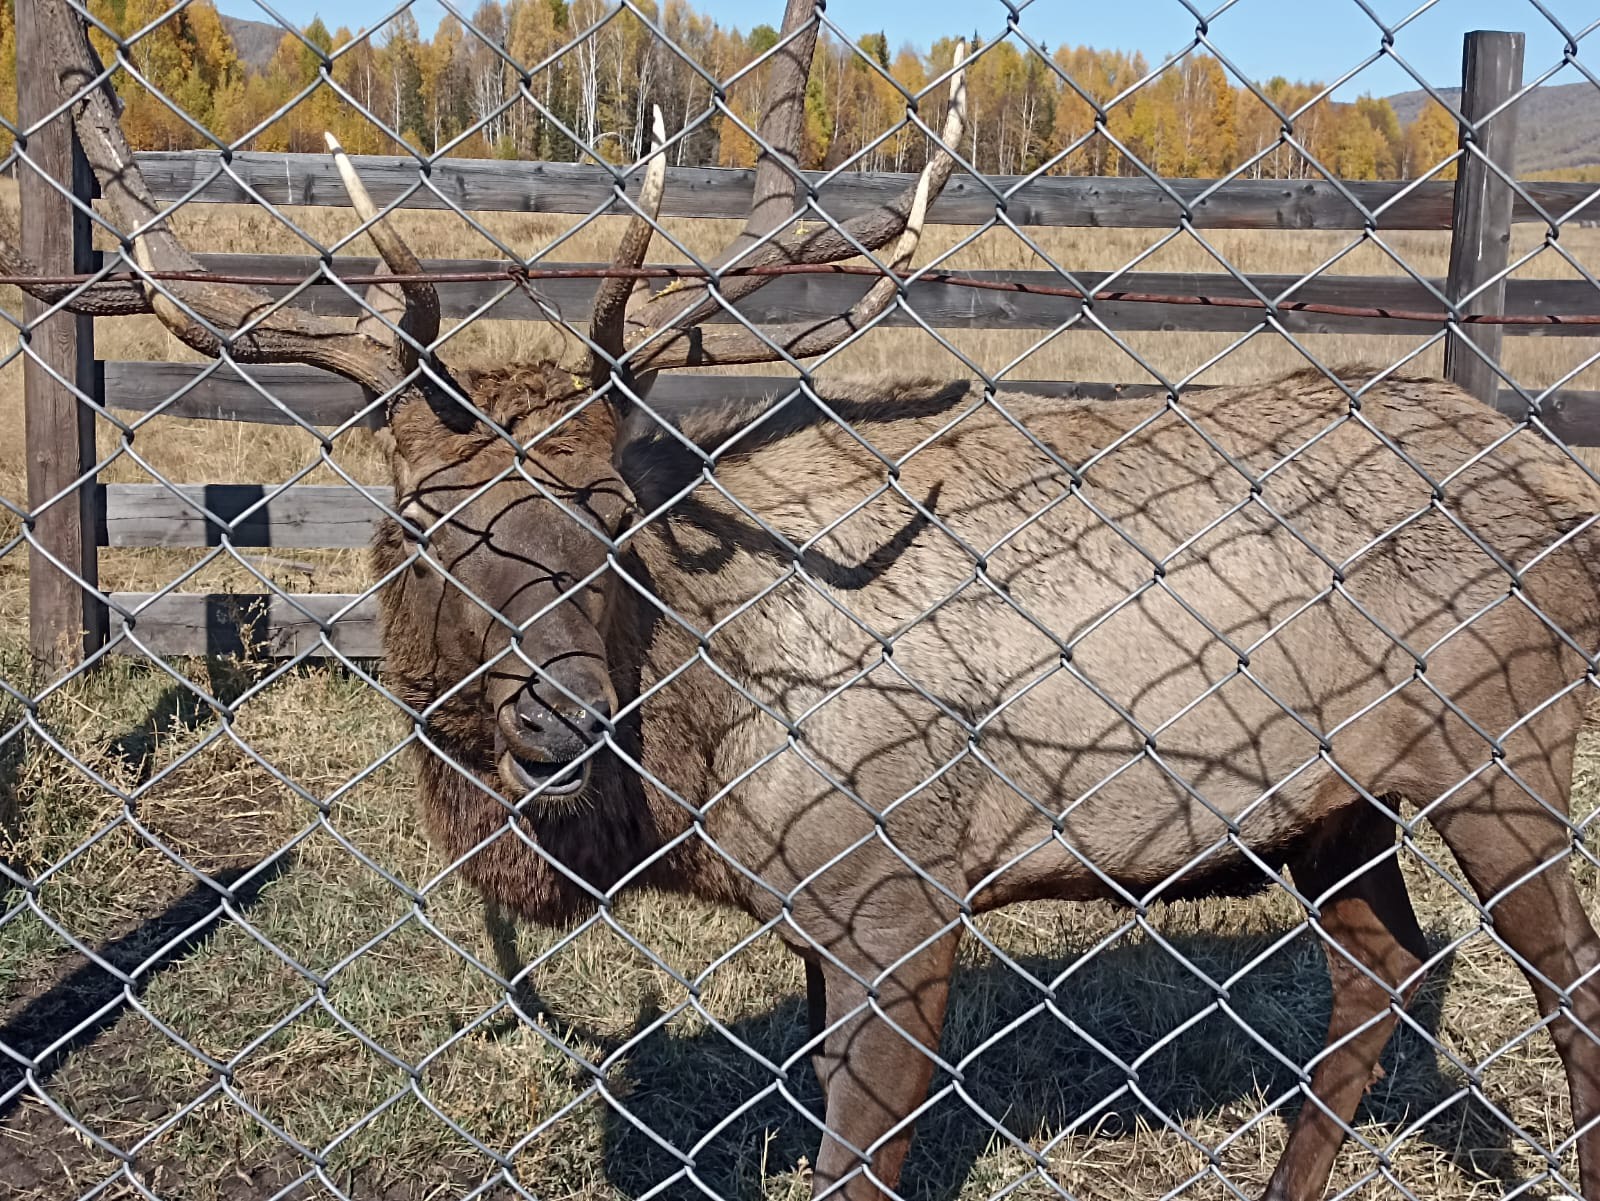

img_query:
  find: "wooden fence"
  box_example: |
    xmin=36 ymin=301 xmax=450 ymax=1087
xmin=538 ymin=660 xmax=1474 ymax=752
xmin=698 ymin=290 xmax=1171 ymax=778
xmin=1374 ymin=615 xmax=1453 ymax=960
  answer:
xmin=19 ymin=29 xmax=1600 ymax=667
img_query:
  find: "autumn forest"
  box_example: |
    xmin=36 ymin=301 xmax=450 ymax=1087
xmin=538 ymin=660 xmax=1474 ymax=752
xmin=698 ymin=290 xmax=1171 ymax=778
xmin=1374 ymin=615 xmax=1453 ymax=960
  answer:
xmin=0 ymin=0 xmax=1470 ymax=181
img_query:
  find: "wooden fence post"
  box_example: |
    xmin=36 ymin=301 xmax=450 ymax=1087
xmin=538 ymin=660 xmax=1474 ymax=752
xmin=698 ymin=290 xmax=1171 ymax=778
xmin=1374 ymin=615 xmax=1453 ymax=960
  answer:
xmin=17 ymin=0 xmax=105 ymax=677
xmin=1444 ymin=30 xmax=1525 ymax=407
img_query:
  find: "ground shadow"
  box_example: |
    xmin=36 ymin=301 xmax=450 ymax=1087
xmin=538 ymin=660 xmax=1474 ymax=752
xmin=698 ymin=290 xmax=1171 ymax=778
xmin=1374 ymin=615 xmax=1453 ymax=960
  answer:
xmin=0 ymin=857 xmax=292 ymax=1122
xmin=594 ymin=930 xmax=1521 ymax=1201
xmin=0 ymin=655 xmax=286 ymax=1122
xmin=1 ymin=655 xmax=259 ymax=849
xmin=103 ymin=655 xmax=261 ymax=781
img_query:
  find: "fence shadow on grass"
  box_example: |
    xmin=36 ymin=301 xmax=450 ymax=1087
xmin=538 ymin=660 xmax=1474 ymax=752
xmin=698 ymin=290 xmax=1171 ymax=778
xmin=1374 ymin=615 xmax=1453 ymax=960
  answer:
xmin=0 ymin=857 xmax=292 ymax=1121
xmin=0 ymin=657 xmax=287 ymax=1122
xmin=595 ymin=932 xmax=1518 ymax=1201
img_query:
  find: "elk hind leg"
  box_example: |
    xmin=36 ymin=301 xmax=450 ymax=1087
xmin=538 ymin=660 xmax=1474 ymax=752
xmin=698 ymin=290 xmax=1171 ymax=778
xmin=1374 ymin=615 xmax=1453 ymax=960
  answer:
xmin=1264 ymin=806 xmax=1429 ymax=1201
xmin=1428 ymin=750 xmax=1600 ymax=1200
xmin=807 ymin=957 xmax=828 ymax=1093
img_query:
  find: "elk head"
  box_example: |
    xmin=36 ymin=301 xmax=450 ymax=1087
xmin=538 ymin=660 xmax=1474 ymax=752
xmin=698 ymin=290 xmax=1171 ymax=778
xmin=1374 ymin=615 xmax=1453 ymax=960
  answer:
xmin=3 ymin=0 xmax=968 ymax=804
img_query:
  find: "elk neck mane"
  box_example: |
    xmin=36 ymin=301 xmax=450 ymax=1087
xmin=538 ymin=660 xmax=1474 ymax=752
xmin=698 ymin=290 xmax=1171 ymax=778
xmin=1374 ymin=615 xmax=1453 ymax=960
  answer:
xmin=373 ymin=367 xmax=983 ymax=926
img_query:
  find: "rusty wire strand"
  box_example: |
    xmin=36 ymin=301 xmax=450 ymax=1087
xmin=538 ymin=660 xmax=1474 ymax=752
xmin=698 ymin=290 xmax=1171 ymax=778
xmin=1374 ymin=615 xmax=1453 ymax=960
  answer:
xmin=5 ymin=261 xmax=1599 ymax=325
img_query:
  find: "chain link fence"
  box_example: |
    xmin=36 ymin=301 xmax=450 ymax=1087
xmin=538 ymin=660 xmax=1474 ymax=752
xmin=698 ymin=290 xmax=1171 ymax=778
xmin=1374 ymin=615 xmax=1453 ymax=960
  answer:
xmin=5 ymin=0 xmax=1600 ymax=1198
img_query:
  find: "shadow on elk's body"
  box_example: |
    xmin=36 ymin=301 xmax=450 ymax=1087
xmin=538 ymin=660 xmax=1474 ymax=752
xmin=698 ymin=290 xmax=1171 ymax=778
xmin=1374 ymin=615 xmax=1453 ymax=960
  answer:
xmin=10 ymin=0 xmax=1600 ymax=1197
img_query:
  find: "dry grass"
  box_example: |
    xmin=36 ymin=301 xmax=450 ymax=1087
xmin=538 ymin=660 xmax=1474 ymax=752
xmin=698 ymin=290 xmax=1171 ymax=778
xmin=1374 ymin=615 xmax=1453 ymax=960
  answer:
xmin=3 ymin=185 xmax=1600 ymax=1199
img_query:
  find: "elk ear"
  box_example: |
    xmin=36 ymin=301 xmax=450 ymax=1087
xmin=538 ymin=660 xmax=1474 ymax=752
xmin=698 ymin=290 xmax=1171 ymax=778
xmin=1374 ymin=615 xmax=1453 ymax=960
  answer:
xmin=389 ymin=388 xmax=451 ymax=466
xmin=387 ymin=439 xmax=421 ymax=503
xmin=386 ymin=394 xmax=466 ymax=490
xmin=387 ymin=437 xmax=451 ymax=545
xmin=397 ymin=497 xmax=432 ymax=544
xmin=388 ymin=368 xmax=480 ymax=465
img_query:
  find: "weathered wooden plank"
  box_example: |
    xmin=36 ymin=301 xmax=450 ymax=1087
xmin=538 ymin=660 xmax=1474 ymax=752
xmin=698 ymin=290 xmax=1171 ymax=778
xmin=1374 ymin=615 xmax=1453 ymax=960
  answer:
xmin=1492 ymin=387 xmax=1600 ymax=448
xmin=131 ymin=150 xmax=1599 ymax=230
xmin=102 ymin=362 xmax=1600 ymax=445
xmin=162 ymin=256 xmax=1600 ymax=336
xmin=1445 ymin=31 xmax=1525 ymax=405
xmin=18 ymin=0 xmax=105 ymax=674
xmin=102 ymin=362 xmax=811 ymax=425
xmin=102 ymin=361 xmax=389 ymax=427
xmin=98 ymin=483 xmax=394 ymax=548
xmin=93 ymin=377 xmax=1600 ymax=566
xmin=107 ymin=592 xmax=381 ymax=659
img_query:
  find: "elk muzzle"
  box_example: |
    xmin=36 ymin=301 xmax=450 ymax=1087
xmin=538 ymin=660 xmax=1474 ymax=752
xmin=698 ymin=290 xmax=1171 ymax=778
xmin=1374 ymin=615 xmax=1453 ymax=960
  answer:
xmin=494 ymin=664 xmax=615 ymax=800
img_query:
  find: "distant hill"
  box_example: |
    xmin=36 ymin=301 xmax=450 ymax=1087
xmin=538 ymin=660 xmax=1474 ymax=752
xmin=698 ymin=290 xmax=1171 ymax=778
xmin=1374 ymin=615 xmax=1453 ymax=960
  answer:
xmin=1388 ymin=81 xmax=1600 ymax=175
xmin=220 ymin=13 xmax=283 ymax=76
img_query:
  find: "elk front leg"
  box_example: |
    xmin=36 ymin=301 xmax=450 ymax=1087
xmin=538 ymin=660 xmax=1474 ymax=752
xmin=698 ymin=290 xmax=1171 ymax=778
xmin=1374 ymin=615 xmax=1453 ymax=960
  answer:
xmin=1265 ymin=809 xmax=1429 ymax=1201
xmin=810 ymin=932 xmax=960 ymax=1201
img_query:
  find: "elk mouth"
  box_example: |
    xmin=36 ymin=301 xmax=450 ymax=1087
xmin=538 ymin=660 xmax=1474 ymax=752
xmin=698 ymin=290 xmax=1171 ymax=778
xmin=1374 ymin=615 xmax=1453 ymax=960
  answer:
xmin=499 ymin=751 xmax=591 ymax=800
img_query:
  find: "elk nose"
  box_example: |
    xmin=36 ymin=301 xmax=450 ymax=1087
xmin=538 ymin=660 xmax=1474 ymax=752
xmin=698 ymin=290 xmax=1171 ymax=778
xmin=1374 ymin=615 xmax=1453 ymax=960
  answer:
xmin=512 ymin=691 xmax=610 ymax=752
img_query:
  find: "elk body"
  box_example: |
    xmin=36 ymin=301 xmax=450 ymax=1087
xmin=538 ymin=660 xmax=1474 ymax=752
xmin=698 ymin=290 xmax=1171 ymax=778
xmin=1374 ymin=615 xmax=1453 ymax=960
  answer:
xmin=384 ymin=366 xmax=1600 ymax=1201
xmin=10 ymin=1 xmax=1600 ymax=1198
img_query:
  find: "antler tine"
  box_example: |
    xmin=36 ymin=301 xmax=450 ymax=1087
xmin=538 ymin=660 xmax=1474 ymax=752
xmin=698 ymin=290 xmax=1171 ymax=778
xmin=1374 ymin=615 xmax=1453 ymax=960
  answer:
xmin=0 ymin=206 xmax=149 ymax=314
xmin=619 ymin=0 xmax=818 ymax=343
xmin=580 ymin=104 xmax=668 ymax=379
xmin=626 ymin=105 xmax=671 ymax=322
xmin=886 ymin=47 xmax=966 ymax=274
xmin=325 ymin=131 xmax=441 ymax=364
xmin=626 ymin=40 xmax=968 ymax=375
xmin=737 ymin=0 xmax=824 ymax=250
xmin=4 ymin=0 xmax=401 ymax=396
xmin=623 ymin=26 xmax=972 ymax=355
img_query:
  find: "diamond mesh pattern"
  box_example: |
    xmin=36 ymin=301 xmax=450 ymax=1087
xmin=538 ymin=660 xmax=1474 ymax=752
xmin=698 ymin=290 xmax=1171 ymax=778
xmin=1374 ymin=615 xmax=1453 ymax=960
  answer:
xmin=5 ymin=2 xmax=1600 ymax=1199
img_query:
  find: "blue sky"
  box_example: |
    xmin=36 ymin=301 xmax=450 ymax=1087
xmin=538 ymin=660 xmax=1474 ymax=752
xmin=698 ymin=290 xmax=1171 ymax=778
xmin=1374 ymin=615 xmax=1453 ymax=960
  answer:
xmin=216 ymin=0 xmax=1598 ymax=100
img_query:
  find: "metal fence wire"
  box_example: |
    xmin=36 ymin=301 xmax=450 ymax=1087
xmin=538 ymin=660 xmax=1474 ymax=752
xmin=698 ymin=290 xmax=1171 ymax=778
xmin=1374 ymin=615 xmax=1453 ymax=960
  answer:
xmin=6 ymin=0 xmax=1600 ymax=1198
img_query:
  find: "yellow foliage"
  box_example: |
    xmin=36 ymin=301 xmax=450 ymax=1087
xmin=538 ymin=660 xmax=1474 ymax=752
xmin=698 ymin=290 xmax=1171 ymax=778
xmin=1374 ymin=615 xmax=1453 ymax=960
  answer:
xmin=1406 ymin=98 xmax=1460 ymax=181
xmin=0 ymin=0 xmax=1510 ymax=182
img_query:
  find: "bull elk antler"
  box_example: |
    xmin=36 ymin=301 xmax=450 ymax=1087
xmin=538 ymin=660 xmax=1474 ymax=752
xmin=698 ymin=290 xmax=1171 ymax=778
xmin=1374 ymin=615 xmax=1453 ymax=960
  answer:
xmin=2 ymin=0 xmax=429 ymax=403
xmin=3 ymin=0 xmax=966 ymax=407
xmin=571 ymin=0 xmax=968 ymax=386
xmin=613 ymin=5 xmax=969 ymax=378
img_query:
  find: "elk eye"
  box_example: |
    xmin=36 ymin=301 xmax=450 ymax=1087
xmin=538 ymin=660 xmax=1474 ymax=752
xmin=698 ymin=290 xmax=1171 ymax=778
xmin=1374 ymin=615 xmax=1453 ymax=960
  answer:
xmin=399 ymin=500 xmax=430 ymax=542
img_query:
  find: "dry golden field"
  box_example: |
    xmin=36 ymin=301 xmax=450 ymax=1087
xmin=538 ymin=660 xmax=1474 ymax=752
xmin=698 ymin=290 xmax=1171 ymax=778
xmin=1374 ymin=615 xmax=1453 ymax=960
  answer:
xmin=3 ymin=182 xmax=1600 ymax=1201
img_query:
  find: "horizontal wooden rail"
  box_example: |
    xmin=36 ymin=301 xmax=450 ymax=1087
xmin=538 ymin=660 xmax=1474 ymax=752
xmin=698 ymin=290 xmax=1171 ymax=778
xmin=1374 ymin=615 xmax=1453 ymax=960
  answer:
xmin=102 ymin=363 xmax=1159 ymax=426
xmin=101 ymin=363 xmax=1600 ymax=446
xmin=160 ymin=256 xmax=1600 ymax=336
xmin=108 ymin=592 xmax=379 ymax=658
xmin=132 ymin=151 xmax=1600 ymax=230
xmin=105 ymin=362 xmax=391 ymax=427
xmin=99 ymin=483 xmax=392 ymax=547
xmin=93 ymin=373 xmax=1600 ymax=552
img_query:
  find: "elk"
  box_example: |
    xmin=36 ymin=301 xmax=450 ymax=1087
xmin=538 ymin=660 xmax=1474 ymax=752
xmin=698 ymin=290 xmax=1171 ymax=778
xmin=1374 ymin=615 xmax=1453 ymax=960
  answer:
xmin=8 ymin=1 xmax=1600 ymax=1198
